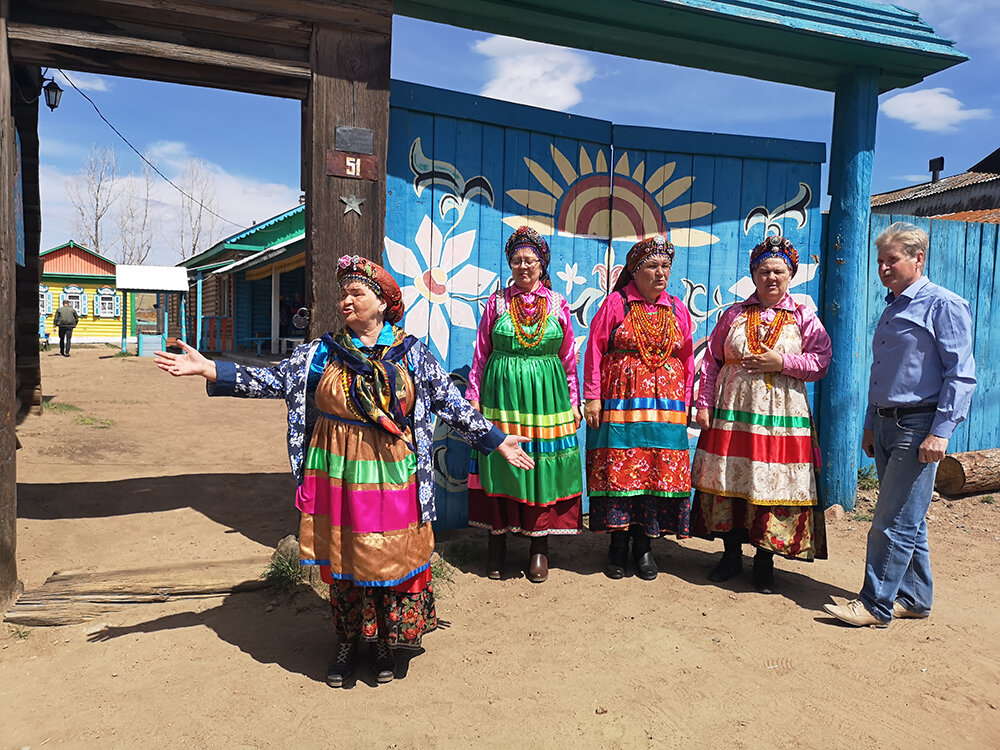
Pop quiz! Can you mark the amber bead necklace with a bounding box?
[510,291,548,349]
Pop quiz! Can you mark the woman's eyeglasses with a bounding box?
[510,258,539,268]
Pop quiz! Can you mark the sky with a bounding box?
[36,0,1000,266]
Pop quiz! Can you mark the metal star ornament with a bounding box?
[340,193,365,216]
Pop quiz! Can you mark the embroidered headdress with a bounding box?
[336,255,404,323]
[749,235,799,277]
[613,234,675,291]
[505,226,552,288]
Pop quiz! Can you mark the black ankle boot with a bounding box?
[630,525,657,581]
[604,531,629,579]
[707,533,743,582]
[372,639,396,684]
[326,638,358,688]
[752,549,776,594]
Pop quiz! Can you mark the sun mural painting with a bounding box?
[503,145,719,247]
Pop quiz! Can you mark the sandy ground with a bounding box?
[2,346,999,749]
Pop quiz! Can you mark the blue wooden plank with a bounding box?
[614,124,825,164]
[968,222,996,451]
[390,81,613,144]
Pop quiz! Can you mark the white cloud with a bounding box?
[54,70,111,92]
[880,88,990,133]
[473,35,594,111]
[39,149,301,265]
[892,174,932,183]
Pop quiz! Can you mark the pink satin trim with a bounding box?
[295,476,419,533]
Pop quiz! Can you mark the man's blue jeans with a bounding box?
[860,411,937,623]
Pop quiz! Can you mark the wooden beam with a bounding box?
[0,0,23,613]
[8,23,311,98]
[9,23,311,77]
[14,0,315,40]
[818,67,879,511]
[304,21,392,336]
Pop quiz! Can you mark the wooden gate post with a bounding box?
[818,67,879,510]
[303,18,392,338]
[0,0,23,611]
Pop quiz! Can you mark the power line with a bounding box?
[56,69,242,229]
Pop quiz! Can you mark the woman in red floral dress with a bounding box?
[583,235,694,581]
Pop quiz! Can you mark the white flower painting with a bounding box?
[384,215,497,359]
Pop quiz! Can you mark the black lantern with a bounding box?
[42,79,63,111]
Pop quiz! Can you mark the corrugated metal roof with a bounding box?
[935,208,1000,224]
[871,171,1000,207]
[398,0,967,92]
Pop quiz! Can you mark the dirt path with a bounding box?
[2,346,998,749]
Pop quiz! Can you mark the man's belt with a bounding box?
[873,403,938,419]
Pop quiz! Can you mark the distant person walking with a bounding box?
[53,300,79,357]
[824,222,976,628]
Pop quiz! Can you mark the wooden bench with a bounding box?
[278,337,304,354]
[240,336,271,356]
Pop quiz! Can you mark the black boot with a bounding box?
[630,525,657,581]
[372,638,396,684]
[752,548,777,594]
[604,530,629,579]
[707,532,743,582]
[326,638,358,688]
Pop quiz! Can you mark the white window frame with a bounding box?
[98,294,115,317]
[39,291,46,316]
[65,293,83,314]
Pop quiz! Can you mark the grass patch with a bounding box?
[981,496,995,505]
[112,350,134,358]
[441,540,479,569]
[430,555,456,586]
[8,625,29,640]
[853,512,874,522]
[857,466,879,491]
[74,415,115,429]
[261,555,305,593]
[45,402,82,414]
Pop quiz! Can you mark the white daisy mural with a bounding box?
[384,215,497,359]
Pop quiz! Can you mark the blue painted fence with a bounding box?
[383,82,825,528]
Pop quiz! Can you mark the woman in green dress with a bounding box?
[466,227,583,583]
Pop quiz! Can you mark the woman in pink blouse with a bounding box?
[466,226,583,583]
[583,235,695,581]
[691,236,832,594]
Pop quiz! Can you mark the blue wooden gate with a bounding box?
[383,82,825,529]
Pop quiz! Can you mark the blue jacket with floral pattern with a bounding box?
[207,335,505,523]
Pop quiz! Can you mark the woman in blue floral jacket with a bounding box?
[155,256,532,687]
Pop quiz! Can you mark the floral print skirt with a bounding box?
[329,578,437,649]
[588,494,690,538]
[691,491,827,561]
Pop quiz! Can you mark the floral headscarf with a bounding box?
[613,234,675,292]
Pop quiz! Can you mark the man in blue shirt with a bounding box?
[825,222,976,628]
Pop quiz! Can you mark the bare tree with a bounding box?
[176,158,220,259]
[68,145,123,255]
[117,158,155,265]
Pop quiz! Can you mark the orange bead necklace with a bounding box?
[745,304,792,353]
[510,292,548,349]
[630,301,679,369]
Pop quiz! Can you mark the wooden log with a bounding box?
[0,0,22,614]
[4,557,271,627]
[304,19,392,336]
[935,449,1000,495]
